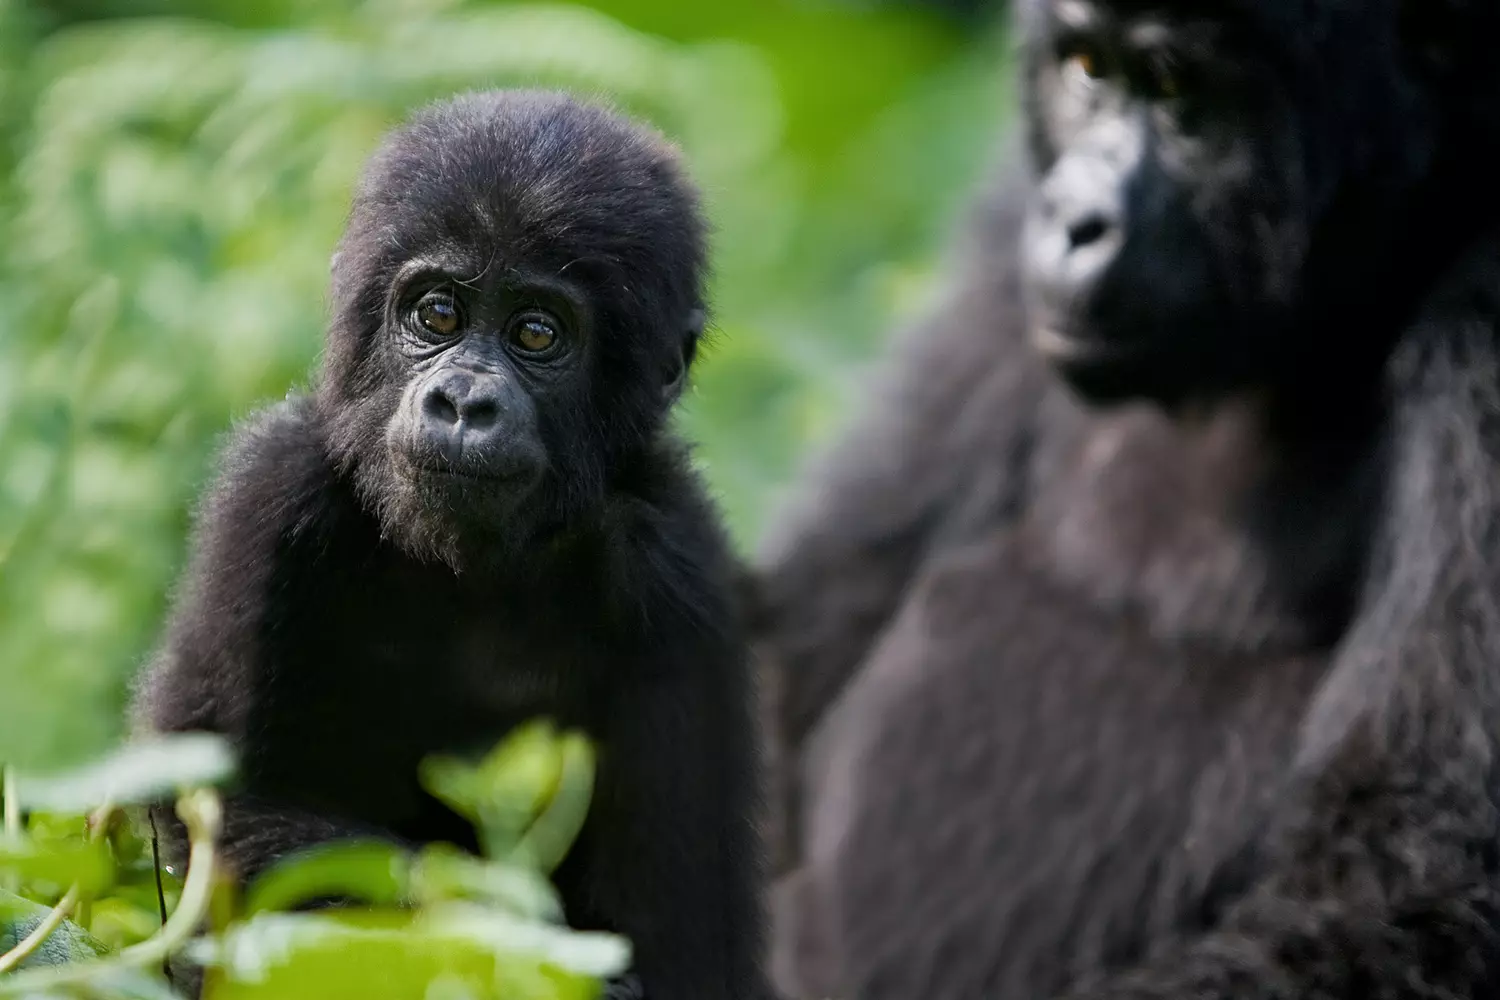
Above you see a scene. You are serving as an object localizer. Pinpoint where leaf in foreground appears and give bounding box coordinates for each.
[0,889,109,971]
[190,906,628,1000]
[0,839,114,896]
[420,720,564,844]
[411,845,563,922]
[242,840,411,916]
[13,736,235,813]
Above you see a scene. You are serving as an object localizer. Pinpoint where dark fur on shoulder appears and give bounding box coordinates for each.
[133,90,765,1000]
[754,3,1500,999]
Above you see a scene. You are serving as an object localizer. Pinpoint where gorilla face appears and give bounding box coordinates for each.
[380,265,576,520]
[1017,0,1432,405]
[314,91,708,568]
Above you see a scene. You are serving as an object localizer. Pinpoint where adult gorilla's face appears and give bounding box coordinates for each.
[1017,0,1430,405]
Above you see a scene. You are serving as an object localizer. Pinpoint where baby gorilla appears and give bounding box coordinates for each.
[132,91,765,1000]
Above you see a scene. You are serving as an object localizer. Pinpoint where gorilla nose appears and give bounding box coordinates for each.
[1024,164,1128,323]
[1038,153,1125,267]
[1066,210,1115,252]
[423,373,500,429]
[418,371,507,463]
[1050,186,1122,263]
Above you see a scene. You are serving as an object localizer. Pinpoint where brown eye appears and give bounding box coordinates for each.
[415,293,462,338]
[510,313,559,354]
[1144,57,1181,100]
[1063,46,1103,80]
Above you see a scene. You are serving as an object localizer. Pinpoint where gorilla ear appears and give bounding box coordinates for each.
[663,306,705,405]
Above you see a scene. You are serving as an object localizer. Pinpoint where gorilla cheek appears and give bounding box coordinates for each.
[383,375,430,468]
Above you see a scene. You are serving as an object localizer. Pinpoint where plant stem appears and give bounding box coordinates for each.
[0,789,221,993]
[1,767,16,838]
[0,799,117,974]
[1,766,17,895]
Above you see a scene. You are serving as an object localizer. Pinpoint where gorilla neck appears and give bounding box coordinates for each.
[1029,386,1383,653]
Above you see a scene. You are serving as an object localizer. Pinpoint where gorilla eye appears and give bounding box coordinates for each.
[1061,45,1105,82]
[414,292,463,339]
[509,312,560,354]
[1142,58,1182,100]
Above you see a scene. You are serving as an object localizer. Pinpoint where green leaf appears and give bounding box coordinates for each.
[243,840,411,915]
[69,968,181,1000]
[80,896,163,951]
[422,903,629,980]
[410,846,562,922]
[416,756,490,829]
[420,720,564,848]
[190,908,624,1000]
[0,888,110,971]
[0,838,113,895]
[14,735,235,813]
[504,734,594,875]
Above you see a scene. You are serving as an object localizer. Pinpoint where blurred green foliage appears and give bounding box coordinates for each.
[0,726,631,998]
[0,0,1013,770]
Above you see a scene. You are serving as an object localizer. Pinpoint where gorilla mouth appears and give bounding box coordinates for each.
[1029,324,1132,366]
[1030,324,1179,404]
[414,465,494,482]
[396,454,537,487]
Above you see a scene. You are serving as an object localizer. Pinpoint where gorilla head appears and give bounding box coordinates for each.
[1017,0,1500,405]
[313,91,707,566]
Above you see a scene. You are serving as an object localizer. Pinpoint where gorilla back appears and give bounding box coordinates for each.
[755,3,1500,999]
[134,91,765,1000]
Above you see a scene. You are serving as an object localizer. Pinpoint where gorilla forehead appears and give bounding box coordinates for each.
[346,90,706,285]
[1019,0,1387,53]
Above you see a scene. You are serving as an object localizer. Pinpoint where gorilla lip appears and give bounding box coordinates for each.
[408,463,529,485]
[394,453,536,487]
[1030,324,1122,364]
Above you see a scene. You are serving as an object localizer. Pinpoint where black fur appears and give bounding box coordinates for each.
[132,90,765,1000]
[753,2,1500,999]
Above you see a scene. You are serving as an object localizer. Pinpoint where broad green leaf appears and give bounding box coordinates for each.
[411,846,562,922]
[420,721,565,846]
[66,968,181,1000]
[422,904,629,979]
[14,735,234,813]
[0,838,113,895]
[80,896,163,951]
[243,840,412,915]
[191,908,622,1000]
[0,888,110,971]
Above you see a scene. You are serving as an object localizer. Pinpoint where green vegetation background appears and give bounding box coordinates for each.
[0,0,1012,771]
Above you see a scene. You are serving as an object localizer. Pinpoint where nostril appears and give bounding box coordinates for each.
[422,388,460,426]
[462,397,499,429]
[1067,212,1113,251]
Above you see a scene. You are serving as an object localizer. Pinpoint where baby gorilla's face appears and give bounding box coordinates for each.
[381,263,572,506]
[348,218,621,567]
[316,91,708,569]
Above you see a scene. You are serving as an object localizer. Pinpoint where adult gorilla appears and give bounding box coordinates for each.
[751,2,1500,999]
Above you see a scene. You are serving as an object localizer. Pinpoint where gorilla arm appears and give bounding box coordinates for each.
[134,400,399,882]
[1063,243,1500,1000]
[572,493,767,1000]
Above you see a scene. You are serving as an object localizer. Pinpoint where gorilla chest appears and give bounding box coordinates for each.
[275,585,609,828]
[353,609,602,734]
[808,532,1332,998]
